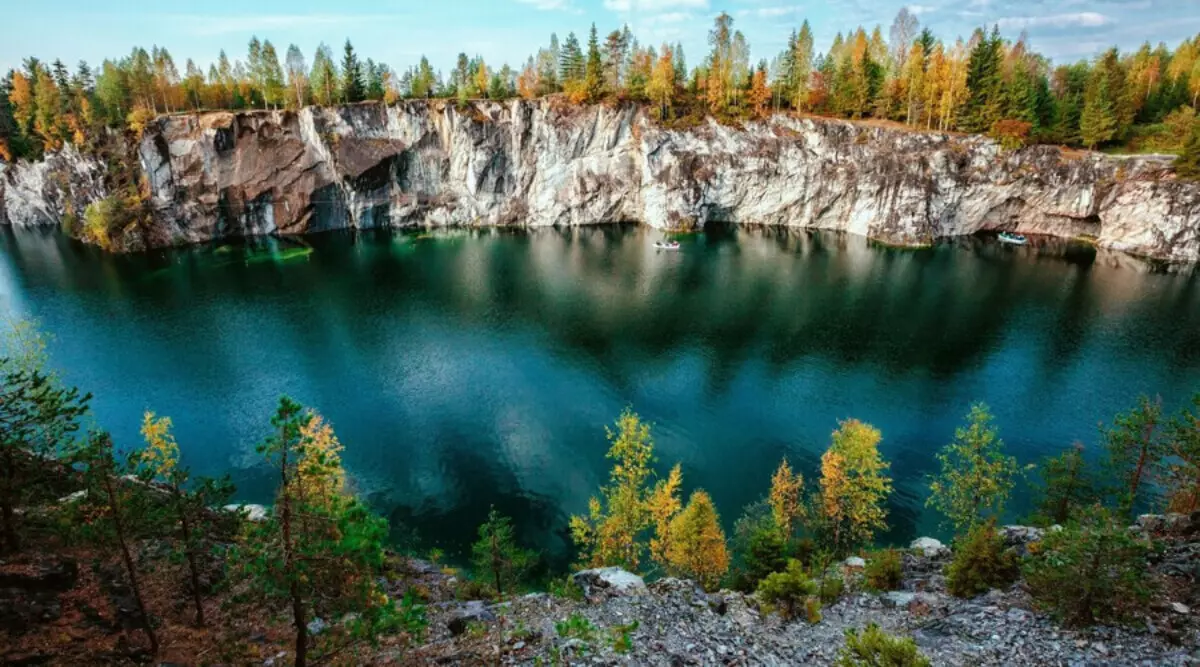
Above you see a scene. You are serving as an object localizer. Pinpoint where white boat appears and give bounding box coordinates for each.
[998,232,1028,245]
[654,241,681,250]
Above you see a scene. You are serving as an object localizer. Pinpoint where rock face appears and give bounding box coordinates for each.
[0,144,107,228]
[3,99,1200,262]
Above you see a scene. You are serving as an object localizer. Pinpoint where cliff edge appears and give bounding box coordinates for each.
[2,99,1199,262]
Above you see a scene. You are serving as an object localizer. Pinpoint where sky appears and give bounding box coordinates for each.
[3,0,1200,79]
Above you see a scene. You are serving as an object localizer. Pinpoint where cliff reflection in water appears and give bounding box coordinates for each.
[1,224,1197,564]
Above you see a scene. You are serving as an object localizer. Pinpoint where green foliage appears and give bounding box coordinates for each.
[470,506,536,600]
[927,403,1018,536]
[1176,127,1200,180]
[1162,393,1200,513]
[1030,442,1098,526]
[555,613,598,641]
[729,502,790,592]
[609,620,639,654]
[818,419,893,554]
[863,549,903,592]
[756,559,820,621]
[945,521,1018,598]
[1023,506,1154,626]
[0,324,91,552]
[228,397,401,665]
[835,624,931,667]
[547,574,585,601]
[1102,395,1167,516]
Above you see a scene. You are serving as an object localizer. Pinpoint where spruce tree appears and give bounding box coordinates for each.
[559,33,584,84]
[470,507,535,599]
[341,40,364,103]
[585,24,604,102]
[960,27,1003,133]
[1032,442,1097,525]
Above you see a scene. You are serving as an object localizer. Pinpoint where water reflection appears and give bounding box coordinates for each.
[0,224,1196,564]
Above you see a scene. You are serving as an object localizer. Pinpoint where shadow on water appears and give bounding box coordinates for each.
[1,223,1198,566]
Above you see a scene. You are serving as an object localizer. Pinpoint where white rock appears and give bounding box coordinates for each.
[572,567,648,598]
[1170,602,1190,615]
[57,490,88,504]
[909,537,950,558]
[843,556,866,569]
[223,503,269,522]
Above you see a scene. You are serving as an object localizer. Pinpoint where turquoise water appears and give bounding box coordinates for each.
[1,225,1197,565]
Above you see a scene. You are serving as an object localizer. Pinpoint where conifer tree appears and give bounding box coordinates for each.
[1102,395,1166,515]
[1162,394,1200,513]
[818,419,892,554]
[261,41,286,109]
[310,44,338,106]
[663,490,729,590]
[585,24,604,102]
[470,507,535,599]
[230,397,401,667]
[1080,64,1118,148]
[1032,442,1097,525]
[559,33,584,85]
[960,27,1003,133]
[73,431,160,655]
[341,40,364,103]
[791,21,814,110]
[135,412,234,626]
[768,457,804,541]
[647,463,683,569]
[926,403,1019,535]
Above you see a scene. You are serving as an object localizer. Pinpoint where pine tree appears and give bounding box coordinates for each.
[926,403,1019,536]
[73,432,160,655]
[1080,65,1118,149]
[135,412,234,626]
[663,490,729,590]
[792,21,814,110]
[1102,395,1166,515]
[960,27,1003,133]
[1032,442,1097,525]
[1162,394,1200,513]
[585,24,604,102]
[341,40,364,103]
[818,419,892,554]
[230,397,402,667]
[471,507,535,599]
[559,32,584,85]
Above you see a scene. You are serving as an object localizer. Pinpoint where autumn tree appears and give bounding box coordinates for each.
[749,64,771,118]
[230,397,401,667]
[706,13,734,113]
[663,490,729,590]
[570,409,679,573]
[818,419,892,554]
[647,463,682,569]
[768,457,804,541]
[926,403,1019,535]
[647,45,675,119]
[135,412,234,626]
[471,506,535,599]
[1103,395,1167,515]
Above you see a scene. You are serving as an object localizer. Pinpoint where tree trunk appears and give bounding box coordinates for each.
[279,423,307,667]
[175,484,206,626]
[491,531,503,599]
[104,472,159,655]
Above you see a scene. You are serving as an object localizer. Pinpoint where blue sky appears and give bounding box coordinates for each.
[3,0,1200,77]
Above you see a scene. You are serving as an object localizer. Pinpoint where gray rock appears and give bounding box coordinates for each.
[223,503,269,522]
[909,537,950,558]
[447,600,496,636]
[306,617,326,636]
[844,556,866,569]
[572,567,648,599]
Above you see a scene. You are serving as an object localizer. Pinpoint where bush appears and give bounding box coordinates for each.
[835,624,931,667]
[1177,128,1200,180]
[1022,506,1154,626]
[946,521,1018,598]
[730,503,789,592]
[989,119,1032,151]
[756,559,819,621]
[863,549,903,591]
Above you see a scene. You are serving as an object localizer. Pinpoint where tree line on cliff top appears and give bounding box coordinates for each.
[2,317,1199,663]
[4,9,1200,164]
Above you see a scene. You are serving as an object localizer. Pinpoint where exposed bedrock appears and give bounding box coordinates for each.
[2,99,1198,262]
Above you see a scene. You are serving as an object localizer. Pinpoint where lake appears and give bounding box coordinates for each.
[2,224,1198,566]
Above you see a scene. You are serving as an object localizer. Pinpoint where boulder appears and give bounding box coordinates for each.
[572,567,648,599]
[909,537,950,559]
[447,600,497,636]
[844,556,866,569]
[223,504,269,522]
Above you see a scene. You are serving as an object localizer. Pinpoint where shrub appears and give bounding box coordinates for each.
[555,613,597,641]
[730,502,789,592]
[547,574,585,601]
[989,119,1032,151]
[609,620,639,653]
[1176,128,1200,181]
[805,596,823,624]
[1022,506,1154,626]
[946,521,1018,598]
[835,624,931,667]
[756,559,819,621]
[863,549,903,592]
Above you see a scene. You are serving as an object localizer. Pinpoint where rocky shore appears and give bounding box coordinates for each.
[2,100,1199,262]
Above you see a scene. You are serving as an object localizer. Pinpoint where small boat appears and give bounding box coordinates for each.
[998,232,1028,245]
[654,241,681,250]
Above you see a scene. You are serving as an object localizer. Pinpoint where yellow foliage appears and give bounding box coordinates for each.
[139,411,180,479]
[769,458,804,539]
[295,411,346,507]
[819,419,893,553]
[663,490,729,590]
[126,106,157,136]
[648,464,683,568]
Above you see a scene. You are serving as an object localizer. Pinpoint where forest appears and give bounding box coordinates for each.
[4,9,1200,167]
[2,314,1199,663]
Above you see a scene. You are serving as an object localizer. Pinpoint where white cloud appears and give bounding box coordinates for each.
[513,0,574,10]
[906,4,939,15]
[736,5,803,19]
[603,0,709,11]
[995,12,1113,30]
